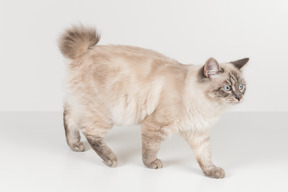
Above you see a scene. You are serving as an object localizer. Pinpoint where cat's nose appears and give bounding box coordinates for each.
[235,96,243,101]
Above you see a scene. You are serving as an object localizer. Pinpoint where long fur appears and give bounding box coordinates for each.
[58,25,248,179]
[58,25,100,59]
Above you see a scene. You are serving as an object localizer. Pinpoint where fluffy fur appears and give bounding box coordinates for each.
[59,25,249,178]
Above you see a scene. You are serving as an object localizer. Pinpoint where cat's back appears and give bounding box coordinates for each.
[88,44,178,74]
[80,44,185,96]
[92,44,171,61]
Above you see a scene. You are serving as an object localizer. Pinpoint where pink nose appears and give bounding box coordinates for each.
[236,96,243,101]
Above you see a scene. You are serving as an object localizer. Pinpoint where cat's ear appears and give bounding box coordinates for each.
[231,58,249,70]
[204,58,221,78]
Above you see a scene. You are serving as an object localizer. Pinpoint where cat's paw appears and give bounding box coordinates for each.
[144,159,163,169]
[204,167,225,179]
[103,153,118,168]
[70,142,87,152]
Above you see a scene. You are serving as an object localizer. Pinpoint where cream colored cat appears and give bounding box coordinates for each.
[59,25,248,179]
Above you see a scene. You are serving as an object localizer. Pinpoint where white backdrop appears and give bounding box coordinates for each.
[0,0,288,111]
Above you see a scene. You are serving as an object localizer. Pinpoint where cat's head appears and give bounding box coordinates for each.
[199,57,249,105]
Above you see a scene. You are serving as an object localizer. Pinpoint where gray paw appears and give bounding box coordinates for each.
[144,159,163,169]
[204,167,225,179]
[70,142,86,152]
[103,153,118,167]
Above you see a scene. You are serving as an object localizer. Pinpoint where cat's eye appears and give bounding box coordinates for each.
[224,85,231,91]
[239,84,244,90]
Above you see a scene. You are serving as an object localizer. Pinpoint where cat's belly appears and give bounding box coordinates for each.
[111,108,147,125]
[111,103,152,125]
[109,81,163,126]
[110,94,159,125]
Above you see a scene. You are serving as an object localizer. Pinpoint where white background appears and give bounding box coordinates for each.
[1,0,288,112]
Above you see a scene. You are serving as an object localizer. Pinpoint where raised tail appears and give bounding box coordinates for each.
[58,25,100,59]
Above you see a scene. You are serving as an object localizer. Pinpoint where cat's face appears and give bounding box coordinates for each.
[201,58,249,105]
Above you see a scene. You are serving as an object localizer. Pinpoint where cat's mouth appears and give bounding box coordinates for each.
[225,97,244,105]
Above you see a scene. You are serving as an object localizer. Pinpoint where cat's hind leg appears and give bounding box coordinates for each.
[80,114,117,167]
[63,105,86,152]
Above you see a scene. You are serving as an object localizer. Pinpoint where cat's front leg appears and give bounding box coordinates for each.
[182,130,225,179]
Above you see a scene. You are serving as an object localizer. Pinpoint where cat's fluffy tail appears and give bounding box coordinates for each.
[58,25,100,59]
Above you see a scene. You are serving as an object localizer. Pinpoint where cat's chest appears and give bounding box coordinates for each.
[177,105,223,132]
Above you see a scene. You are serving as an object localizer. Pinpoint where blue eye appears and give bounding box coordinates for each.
[239,84,244,90]
[224,85,231,91]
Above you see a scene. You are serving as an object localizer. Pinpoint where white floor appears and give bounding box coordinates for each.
[0,112,287,192]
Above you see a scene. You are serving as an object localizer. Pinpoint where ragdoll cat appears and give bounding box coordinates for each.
[59,25,248,179]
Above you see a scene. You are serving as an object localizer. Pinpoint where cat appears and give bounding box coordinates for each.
[58,25,248,179]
